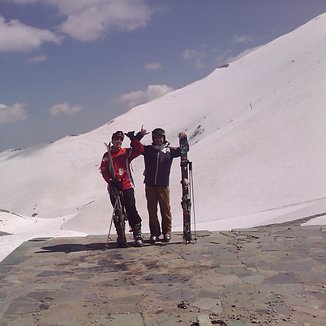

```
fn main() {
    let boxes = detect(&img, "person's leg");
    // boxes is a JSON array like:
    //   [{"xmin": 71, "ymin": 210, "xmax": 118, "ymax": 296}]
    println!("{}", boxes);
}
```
[
  {"xmin": 158, "ymin": 186, "xmax": 172, "ymax": 241},
  {"xmin": 145, "ymin": 186, "xmax": 161, "ymax": 239},
  {"xmin": 122, "ymin": 188, "xmax": 141, "ymax": 227},
  {"xmin": 122, "ymin": 188, "xmax": 143, "ymax": 246}
]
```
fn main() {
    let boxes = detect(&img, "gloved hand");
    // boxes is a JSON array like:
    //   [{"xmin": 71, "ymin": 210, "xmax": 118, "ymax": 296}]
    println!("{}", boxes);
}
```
[
  {"xmin": 135, "ymin": 131, "xmax": 145, "ymax": 140},
  {"xmin": 135, "ymin": 126, "xmax": 148, "ymax": 140},
  {"xmin": 109, "ymin": 179, "xmax": 123, "ymax": 191},
  {"xmin": 125, "ymin": 131, "xmax": 135, "ymax": 140},
  {"xmin": 178, "ymin": 132, "xmax": 187, "ymax": 139}
]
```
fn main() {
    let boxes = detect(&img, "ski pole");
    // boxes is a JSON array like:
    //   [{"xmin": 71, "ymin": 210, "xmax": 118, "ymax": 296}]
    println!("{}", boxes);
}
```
[
  {"xmin": 105, "ymin": 195, "xmax": 119, "ymax": 249},
  {"xmin": 105, "ymin": 215, "xmax": 114, "ymax": 249},
  {"xmin": 189, "ymin": 161, "xmax": 197, "ymax": 242}
]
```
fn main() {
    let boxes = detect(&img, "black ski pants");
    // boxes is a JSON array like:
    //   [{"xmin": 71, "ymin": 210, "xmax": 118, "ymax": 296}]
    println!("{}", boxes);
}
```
[{"xmin": 109, "ymin": 188, "xmax": 142, "ymax": 229}]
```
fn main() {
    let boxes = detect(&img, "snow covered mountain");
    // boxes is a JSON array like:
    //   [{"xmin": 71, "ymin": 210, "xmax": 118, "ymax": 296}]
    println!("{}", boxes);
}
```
[{"xmin": 1, "ymin": 13, "xmax": 326, "ymax": 257}]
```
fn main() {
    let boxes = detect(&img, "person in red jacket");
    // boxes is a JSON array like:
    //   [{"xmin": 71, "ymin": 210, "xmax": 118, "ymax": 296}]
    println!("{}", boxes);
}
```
[{"xmin": 100, "ymin": 129, "xmax": 145, "ymax": 247}]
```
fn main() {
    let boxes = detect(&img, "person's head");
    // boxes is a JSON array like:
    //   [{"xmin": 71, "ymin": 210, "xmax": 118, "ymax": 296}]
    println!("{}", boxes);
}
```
[
  {"xmin": 152, "ymin": 128, "xmax": 166, "ymax": 146},
  {"xmin": 111, "ymin": 130, "xmax": 124, "ymax": 149}
]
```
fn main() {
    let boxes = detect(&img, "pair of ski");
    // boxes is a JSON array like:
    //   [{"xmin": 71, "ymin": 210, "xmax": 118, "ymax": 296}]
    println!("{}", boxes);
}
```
[
  {"xmin": 105, "ymin": 136, "xmax": 194, "ymax": 248},
  {"xmin": 179, "ymin": 136, "xmax": 194, "ymax": 243}
]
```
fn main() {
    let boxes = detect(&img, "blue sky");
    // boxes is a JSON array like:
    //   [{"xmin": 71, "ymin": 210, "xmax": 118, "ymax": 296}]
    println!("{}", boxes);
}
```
[{"xmin": 1, "ymin": 0, "xmax": 326, "ymax": 151}]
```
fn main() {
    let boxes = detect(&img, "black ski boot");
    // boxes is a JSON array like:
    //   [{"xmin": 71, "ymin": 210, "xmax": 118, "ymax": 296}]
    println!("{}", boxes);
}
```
[{"xmin": 132, "ymin": 223, "xmax": 143, "ymax": 247}]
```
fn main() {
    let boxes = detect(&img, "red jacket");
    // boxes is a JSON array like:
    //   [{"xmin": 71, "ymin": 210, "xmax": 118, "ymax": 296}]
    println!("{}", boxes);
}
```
[{"xmin": 100, "ymin": 139, "xmax": 143, "ymax": 191}]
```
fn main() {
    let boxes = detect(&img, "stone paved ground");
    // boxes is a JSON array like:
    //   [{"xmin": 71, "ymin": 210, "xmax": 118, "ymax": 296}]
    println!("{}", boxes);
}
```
[{"xmin": 0, "ymin": 221, "xmax": 325, "ymax": 325}]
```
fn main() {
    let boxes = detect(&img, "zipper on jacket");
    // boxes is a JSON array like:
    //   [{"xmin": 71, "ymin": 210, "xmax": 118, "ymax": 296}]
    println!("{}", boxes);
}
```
[{"xmin": 154, "ymin": 152, "xmax": 160, "ymax": 184}]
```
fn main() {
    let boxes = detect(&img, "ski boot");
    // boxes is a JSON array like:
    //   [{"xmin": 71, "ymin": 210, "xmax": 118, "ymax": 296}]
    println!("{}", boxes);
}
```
[
  {"xmin": 163, "ymin": 233, "xmax": 171, "ymax": 242},
  {"xmin": 149, "ymin": 235, "xmax": 158, "ymax": 244},
  {"xmin": 132, "ymin": 223, "xmax": 143, "ymax": 247}
]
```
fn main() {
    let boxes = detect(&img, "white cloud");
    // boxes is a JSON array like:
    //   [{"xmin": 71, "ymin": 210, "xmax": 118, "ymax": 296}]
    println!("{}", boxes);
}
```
[
  {"xmin": 232, "ymin": 34, "xmax": 254, "ymax": 44},
  {"xmin": 0, "ymin": 16, "xmax": 61, "ymax": 52},
  {"xmin": 25, "ymin": 54, "xmax": 48, "ymax": 63},
  {"xmin": 0, "ymin": 102, "xmax": 27, "ymax": 124},
  {"xmin": 182, "ymin": 48, "xmax": 207, "ymax": 69},
  {"xmin": 116, "ymin": 84, "xmax": 173, "ymax": 108},
  {"xmin": 144, "ymin": 62, "xmax": 162, "ymax": 70},
  {"xmin": 56, "ymin": 0, "xmax": 152, "ymax": 41},
  {"xmin": 0, "ymin": 0, "xmax": 152, "ymax": 43},
  {"xmin": 46, "ymin": 0, "xmax": 108, "ymax": 16},
  {"xmin": 49, "ymin": 103, "xmax": 83, "ymax": 117}
]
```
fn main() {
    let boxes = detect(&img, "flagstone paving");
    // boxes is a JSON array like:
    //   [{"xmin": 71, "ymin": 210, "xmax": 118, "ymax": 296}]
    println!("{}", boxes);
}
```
[{"xmin": 0, "ymin": 220, "xmax": 325, "ymax": 325}]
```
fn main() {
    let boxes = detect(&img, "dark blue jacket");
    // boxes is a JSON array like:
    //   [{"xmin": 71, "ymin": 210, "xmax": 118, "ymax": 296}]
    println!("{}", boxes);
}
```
[{"xmin": 143, "ymin": 141, "xmax": 188, "ymax": 186}]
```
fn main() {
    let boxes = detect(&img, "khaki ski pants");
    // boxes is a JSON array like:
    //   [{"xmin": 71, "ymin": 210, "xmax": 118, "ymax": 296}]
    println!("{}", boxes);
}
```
[{"xmin": 145, "ymin": 186, "xmax": 172, "ymax": 237}]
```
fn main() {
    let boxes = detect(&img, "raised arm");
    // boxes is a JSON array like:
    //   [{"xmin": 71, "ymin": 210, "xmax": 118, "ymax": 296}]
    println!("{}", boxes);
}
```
[
  {"xmin": 172, "ymin": 132, "xmax": 189, "ymax": 158},
  {"xmin": 125, "ymin": 126, "xmax": 148, "ymax": 160}
]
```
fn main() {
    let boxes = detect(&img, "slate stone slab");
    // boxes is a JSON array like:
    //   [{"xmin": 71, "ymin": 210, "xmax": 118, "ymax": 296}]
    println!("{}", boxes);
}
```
[{"xmin": 0, "ymin": 224, "xmax": 325, "ymax": 325}]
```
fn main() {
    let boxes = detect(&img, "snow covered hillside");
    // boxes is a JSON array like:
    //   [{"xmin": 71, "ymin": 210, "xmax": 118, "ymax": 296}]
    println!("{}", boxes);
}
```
[{"xmin": 1, "ymin": 13, "xmax": 326, "ymax": 254}]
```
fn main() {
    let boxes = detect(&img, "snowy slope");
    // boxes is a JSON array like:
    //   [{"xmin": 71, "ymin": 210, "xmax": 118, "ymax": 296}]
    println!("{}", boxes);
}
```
[{"xmin": 0, "ymin": 13, "xmax": 326, "ymax": 260}]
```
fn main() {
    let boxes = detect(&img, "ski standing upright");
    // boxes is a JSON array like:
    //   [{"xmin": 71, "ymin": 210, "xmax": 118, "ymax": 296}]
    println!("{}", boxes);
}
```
[{"xmin": 179, "ymin": 136, "xmax": 192, "ymax": 243}]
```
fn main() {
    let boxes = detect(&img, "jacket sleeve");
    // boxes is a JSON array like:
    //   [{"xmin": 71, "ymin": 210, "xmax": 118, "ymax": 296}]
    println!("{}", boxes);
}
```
[
  {"xmin": 128, "ymin": 139, "xmax": 144, "ymax": 161},
  {"xmin": 171, "ymin": 147, "xmax": 181, "ymax": 158},
  {"xmin": 171, "ymin": 137, "xmax": 189, "ymax": 158},
  {"xmin": 100, "ymin": 153, "xmax": 112, "ymax": 183}
]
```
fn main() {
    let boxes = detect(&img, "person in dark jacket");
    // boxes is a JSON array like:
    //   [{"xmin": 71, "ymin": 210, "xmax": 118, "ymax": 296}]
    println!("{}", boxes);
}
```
[
  {"xmin": 100, "ymin": 130, "xmax": 145, "ymax": 247},
  {"xmin": 141, "ymin": 128, "xmax": 189, "ymax": 243}
]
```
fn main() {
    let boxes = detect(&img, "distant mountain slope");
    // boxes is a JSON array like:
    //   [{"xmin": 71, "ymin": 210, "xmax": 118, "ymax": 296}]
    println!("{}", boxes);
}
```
[{"xmin": 0, "ymin": 13, "xmax": 325, "ymax": 234}]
